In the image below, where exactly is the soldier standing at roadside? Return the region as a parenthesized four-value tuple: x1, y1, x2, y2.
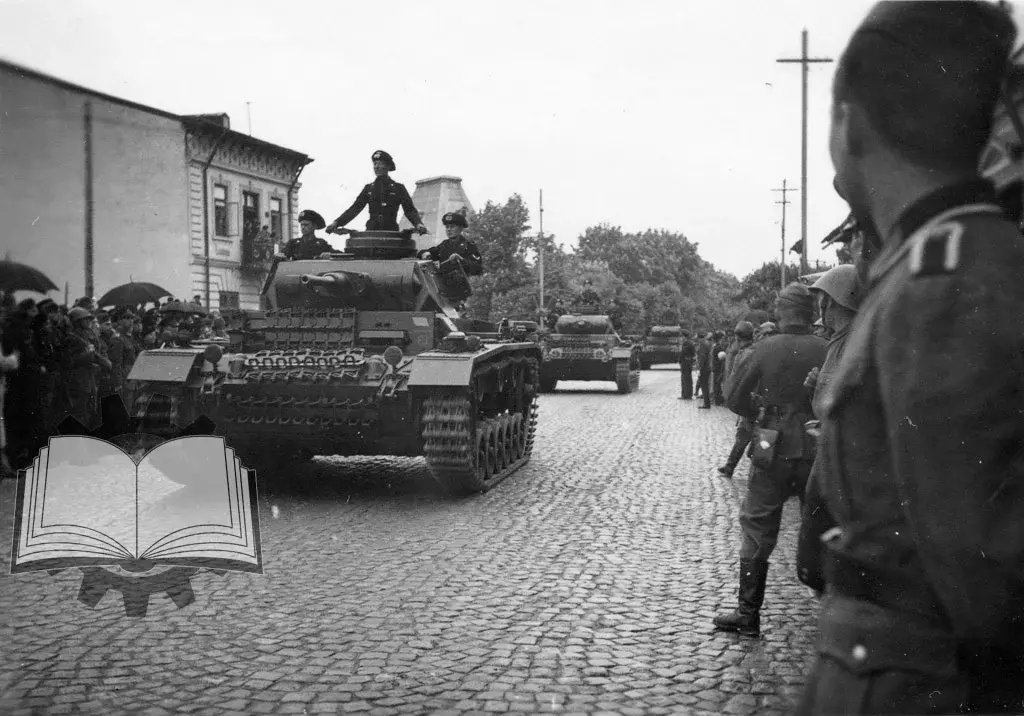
(695, 333, 712, 409)
(717, 321, 756, 478)
(796, 3, 1024, 713)
(713, 283, 824, 636)
(678, 329, 696, 399)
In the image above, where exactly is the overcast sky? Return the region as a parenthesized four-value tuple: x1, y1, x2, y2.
(3, 0, 1022, 279)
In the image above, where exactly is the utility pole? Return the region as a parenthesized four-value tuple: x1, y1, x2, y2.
(538, 189, 545, 317)
(772, 179, 796, 290)
(777, 28, 832, 277)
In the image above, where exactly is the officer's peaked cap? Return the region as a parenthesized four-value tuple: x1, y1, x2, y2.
(733, 321, 755, 338)
(810, 264, 862, 312)
(68, 306, 92, 322)
(442, 212, 468, 228)
(775, 282, 815, 313)
(298, 209, 326, 230)
(371, 150, 396, 171)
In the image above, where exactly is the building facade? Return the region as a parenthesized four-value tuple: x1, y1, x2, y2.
(400, 175, 474, 253)
(183, 114, 311, 310)
(0, 61, 312, 311)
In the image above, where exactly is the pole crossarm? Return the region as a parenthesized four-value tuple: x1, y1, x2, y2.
(776, 28, 833, 277)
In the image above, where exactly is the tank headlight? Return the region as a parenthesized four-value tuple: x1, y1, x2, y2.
(383, 345, 403, 367)
(203, 344, 224, 367)
(465, 335, 482, 351)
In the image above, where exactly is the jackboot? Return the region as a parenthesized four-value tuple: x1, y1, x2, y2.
(713, 559, 769, 636)
(717, 440, 747, 477)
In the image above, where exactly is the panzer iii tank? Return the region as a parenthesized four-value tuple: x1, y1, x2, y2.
(639, 325, 683, 369)
(538, 307, 640, 394)
(121, 230, 541, 495)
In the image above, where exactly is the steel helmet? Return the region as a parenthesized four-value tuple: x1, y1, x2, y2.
(68, 306, 93, 322)
(809, 264, 861, 312)
(733, 321, 755, 338)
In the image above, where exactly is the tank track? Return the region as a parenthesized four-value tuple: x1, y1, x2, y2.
(615, 359, 640, 394)
(422, 357, 538, 496)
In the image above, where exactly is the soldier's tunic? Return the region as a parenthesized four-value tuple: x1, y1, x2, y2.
(333, 176, 422, 232)
(420, 236, 483, 276)
(725, 327, 825, 559)
(797, 181, 1024, 714)
(282, 236, 335, 261)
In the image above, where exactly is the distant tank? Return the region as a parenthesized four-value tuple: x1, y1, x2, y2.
(538, 306, 640, 393)
(639, 325, 683, 369)
(121, 230, 542, 496)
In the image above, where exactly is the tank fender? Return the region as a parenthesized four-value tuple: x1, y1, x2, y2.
(407, 344, 541, 387)
(126, 348, 206, 383)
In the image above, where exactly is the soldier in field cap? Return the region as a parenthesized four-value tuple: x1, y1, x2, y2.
(325, 150, 429, 235)
(282, 209, 334, 260)
(796, 3, 1024, 714)
(418, 211, 483, 276)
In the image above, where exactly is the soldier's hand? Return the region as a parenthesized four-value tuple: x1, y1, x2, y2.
(416, 224, 428, 235)
(325, 220, 340, 234)
(804, 366, 820, 390)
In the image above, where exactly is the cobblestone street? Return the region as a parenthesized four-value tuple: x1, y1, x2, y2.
(1, 367, 818, 715)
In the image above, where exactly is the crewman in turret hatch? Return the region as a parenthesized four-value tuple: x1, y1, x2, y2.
(418, 212, 483, 276)
(325, 150, 429, 235)
(282, 210, 335, 260)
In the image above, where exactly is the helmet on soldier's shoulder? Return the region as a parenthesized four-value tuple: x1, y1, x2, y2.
(809, 264, 861, 312)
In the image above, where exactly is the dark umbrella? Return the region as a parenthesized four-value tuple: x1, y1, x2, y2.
(159, 300, 207, 316)
(0, 259, 58, 294)
(97, 281, 172, 308)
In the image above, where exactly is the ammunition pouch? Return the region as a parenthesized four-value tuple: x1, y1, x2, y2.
(753, 406, 817, 462)
(749, 426, 780, 469)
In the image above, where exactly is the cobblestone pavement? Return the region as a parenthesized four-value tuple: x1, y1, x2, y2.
(0, 367, 818, 715)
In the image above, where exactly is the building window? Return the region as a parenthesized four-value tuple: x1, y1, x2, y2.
(270, 197, 282, 242)
(214, 184, 228, 237)
(219, 291, 240, 310)
(242, 191, 260, 243)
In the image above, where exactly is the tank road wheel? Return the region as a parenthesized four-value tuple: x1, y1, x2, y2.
(509, 413, 524, 460)
(478, 420, 496, 483)
(498, 416, 515, 470)
(615, 359, 634, 394)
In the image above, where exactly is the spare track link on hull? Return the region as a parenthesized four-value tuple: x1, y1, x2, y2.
(422, 356, 538, 496)
(615, 359, 639, 394)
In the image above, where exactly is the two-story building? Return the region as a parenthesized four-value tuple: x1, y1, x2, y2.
(0, 60, 312, 311)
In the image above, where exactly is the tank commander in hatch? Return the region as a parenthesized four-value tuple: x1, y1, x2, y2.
(417, 212, 483, 276)
(325, 150, 429, 235)
(282, 210, 335, 260)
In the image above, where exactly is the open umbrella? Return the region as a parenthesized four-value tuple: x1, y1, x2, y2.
(97, 281, 172, 308)
(159, 300, 207, 316)
(0, 259, 58, 294)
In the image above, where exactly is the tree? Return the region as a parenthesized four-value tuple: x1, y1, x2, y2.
(463, 195, 532, 321)
(735, 262, 802, 313)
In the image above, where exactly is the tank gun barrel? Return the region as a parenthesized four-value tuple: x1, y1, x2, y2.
(300, 271, 370, 295)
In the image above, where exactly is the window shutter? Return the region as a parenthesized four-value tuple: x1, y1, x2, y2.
(227, 201, 239, 236)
